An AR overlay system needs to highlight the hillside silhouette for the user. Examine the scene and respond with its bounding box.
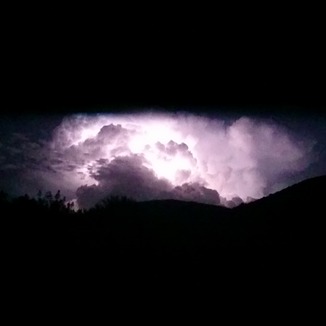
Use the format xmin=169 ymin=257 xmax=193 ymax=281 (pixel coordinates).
xmin=1 ymin=176 xmax=325 ymax=296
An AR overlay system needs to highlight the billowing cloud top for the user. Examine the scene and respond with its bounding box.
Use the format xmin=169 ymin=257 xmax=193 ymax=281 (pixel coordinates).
xmin=41 ymin=113 xmax=314 ymax=208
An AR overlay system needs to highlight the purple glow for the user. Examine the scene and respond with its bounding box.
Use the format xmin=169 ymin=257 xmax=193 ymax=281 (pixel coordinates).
xmin=44 ymin=113 xmax=314 ymax=208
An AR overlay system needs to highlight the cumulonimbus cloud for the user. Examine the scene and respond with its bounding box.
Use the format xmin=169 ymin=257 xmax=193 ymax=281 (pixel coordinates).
xmin=44 ymin=112 xmax=315 ymax=209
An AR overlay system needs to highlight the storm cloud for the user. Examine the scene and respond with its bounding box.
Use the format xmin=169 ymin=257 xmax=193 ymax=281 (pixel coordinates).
xmin=47 ymin=113 xmax=314 ymax=208
xmin=0 ymin=112 xmax=317 ymax=208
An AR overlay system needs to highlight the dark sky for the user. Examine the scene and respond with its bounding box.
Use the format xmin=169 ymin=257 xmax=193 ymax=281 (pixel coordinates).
xmin=1 ymin=12 xmax=325 ymax=206
xmin=2 ymin=0 xmax=325 ymax=114
xmin=2 ymin=52 xmax=325 ymax=116
xmin=2 ymin=13 xmax=325 ymax=117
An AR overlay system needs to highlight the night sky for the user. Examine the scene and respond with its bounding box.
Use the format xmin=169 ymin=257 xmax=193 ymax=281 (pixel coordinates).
xmin=2 ymin=8 xmax=326 ymax=312
xmin=1 ymin=23 xmax=325 ymax=208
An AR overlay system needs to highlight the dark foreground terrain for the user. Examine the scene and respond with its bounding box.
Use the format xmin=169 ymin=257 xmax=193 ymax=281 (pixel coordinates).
xmin=1 ymin=176 xmax=325 ymax=307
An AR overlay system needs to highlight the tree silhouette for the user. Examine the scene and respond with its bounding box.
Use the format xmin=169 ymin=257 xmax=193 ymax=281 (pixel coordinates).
xmin=0 ymin=176 xmax=324 ymax=296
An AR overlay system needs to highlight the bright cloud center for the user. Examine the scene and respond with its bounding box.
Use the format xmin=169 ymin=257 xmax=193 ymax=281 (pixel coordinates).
xmin=50 ymin=112 xmax=314 ymax=206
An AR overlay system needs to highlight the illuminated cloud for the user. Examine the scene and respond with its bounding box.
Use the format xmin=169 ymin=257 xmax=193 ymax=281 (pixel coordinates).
xmin=45 ymin=113 xmax=315 ymax=208
xmin=0 ymin=112 xmax=316 ymax=207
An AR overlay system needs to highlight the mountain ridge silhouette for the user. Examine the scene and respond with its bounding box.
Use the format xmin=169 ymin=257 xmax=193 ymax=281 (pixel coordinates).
xmin=2 ymin=175 xmax=325 ymax=296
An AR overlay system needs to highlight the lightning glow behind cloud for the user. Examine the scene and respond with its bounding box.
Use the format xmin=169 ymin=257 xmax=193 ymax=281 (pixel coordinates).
xmin=45 ymin=112 xmax=314 ymax=208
